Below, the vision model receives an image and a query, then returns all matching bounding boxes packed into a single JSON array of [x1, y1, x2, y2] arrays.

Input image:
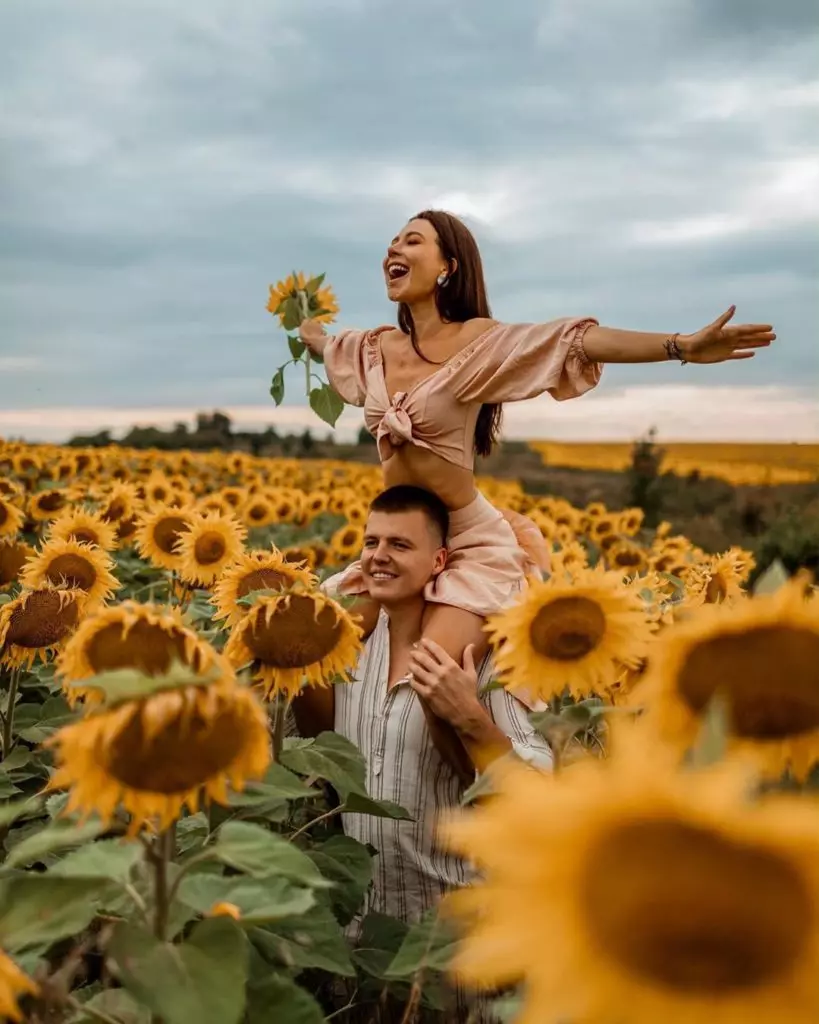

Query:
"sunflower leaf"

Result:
[[244, 973, 325, 1024], [250, 904, 354, 975], [177, 873, 316, 924], [108, 918, 248, 1024], [383, 909, 460, 978], [343, 792, 414, 820], [287, 334, 306, 359], [50, 838, 143, 883], [70, 660, 223, 708], [68, 988, 150, 1024], [5, 818, 105, 868], [689, 692, 729, 768], [280, 297, 302, 332], [279, 731, 367, 797], [269, 367, 285, 406], [752, 557, 790, 595], [0, 795, 41, 829], [304, 272, 325, 295], [307, 835, 374, 925], [0, 875, 111, 951], [211, 821, 332, 887], [309, 384, 345, 427], [14, 695, 75, 743]]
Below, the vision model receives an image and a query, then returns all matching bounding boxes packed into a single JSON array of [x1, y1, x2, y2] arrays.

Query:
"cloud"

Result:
[[0, 0, 817, 431]]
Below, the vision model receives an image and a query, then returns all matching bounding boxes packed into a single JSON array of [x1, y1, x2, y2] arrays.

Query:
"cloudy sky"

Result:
[[1, 0, 817, 444]]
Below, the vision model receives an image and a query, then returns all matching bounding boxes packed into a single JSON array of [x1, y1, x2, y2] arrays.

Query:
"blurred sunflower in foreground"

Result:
[[634, 578, 819, 780], [267, 271, 338, 327], [486, 565, 656, 702], [442, 744, 819, 1024], [47, 658, 270, 834], [0, 948, 38, 1022], [57, 600, 217, 705]]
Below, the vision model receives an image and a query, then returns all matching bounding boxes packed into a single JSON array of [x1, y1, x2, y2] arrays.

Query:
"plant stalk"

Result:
[[2, 667, 21, 758], [151, 829, 173, 942], [271, 695, 288, 762]]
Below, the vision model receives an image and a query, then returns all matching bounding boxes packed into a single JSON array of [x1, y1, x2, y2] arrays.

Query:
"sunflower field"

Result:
[[0, 438, 818, 1023], [530, 439, 819, 486]]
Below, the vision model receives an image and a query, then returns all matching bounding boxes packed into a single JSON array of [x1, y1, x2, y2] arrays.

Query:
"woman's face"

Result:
[[383, 218, 448, 304]]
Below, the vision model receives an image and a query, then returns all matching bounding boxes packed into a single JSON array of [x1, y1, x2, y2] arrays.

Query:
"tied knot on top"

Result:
[[378, 392, 415, 449]]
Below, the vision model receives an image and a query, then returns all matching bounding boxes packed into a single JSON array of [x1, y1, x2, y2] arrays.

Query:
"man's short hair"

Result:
[[368, 485, 449, 545]]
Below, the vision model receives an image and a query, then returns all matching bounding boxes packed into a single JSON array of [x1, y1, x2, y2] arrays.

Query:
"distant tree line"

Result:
[[67, 411, 378, 457]]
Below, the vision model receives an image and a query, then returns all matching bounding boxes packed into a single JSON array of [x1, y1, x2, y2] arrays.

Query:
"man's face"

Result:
[[360, 509, 447, 604]]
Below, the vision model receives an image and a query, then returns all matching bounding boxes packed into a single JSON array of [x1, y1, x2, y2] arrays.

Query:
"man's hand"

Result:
[[407, 639, 481, 728]]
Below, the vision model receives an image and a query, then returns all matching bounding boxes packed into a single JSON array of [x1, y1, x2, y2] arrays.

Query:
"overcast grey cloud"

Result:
[[1, 0, 817, 442]]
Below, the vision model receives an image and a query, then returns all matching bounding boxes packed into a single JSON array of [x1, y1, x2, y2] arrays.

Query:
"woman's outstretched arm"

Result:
[[583, 306, 775, 364]]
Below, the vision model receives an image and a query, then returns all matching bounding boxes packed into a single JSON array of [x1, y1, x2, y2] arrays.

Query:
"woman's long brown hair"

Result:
[[396, 210, 502, 458]]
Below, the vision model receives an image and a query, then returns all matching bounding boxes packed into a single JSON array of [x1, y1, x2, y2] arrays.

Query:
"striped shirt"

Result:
[[335, 611, 553, 925]]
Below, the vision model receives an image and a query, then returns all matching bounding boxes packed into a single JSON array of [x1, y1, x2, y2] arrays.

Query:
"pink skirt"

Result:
[[322, 492, 550, 618]]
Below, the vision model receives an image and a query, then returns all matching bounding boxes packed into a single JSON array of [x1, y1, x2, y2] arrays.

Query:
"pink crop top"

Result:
[[323, 318, 602, 470]]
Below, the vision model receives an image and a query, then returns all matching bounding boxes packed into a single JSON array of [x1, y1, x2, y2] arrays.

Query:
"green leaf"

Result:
[[250, 904, 354, 975], [352, 912, 410, 979], [175, 812, 210, 855], [177, 873, 316, 924], [753, 558, 790, 595], [689, 692, 729, 768], [67, 661, 222, 708], [256, 762, 321, 800], [287, 334, 306, 359], [309, 384, 345, 427], [14, 695, 75, 743], [343, 791, 414, 820], [280, 297, 301, 332], [0, 796, 41, 829], [304, 272, 325, 296], [109, 918, 248, 1024], [384, 910, 460, 978], [69, 989, 150, 1024], [0, 775, 21, 799], [269, 367, 285, 406], [279, 732, 367, 798], [0, 746, 34, 773], [307, 835, 374, 924], [51, 838, 143, 883], [245, 974, 325, 1024], [5, 818, 105, 868], [0, 875, 110, 951], [212, 821, 331, 887]]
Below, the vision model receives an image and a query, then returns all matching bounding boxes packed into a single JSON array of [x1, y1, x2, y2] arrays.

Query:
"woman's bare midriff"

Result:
[[382, 447, 477, 511]]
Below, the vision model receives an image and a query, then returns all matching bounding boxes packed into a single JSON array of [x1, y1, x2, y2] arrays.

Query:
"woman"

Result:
[[300, 210, 774, 668]]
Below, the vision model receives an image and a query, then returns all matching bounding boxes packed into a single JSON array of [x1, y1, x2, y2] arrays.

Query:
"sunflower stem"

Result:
[[2, 666, 21, 758], [305, 351, 312, 398], [271, 695, 288, 762], [151, 829, 173, 942]]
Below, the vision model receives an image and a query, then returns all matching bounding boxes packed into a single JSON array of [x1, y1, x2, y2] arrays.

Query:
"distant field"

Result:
[[528, 441, 819, 486]]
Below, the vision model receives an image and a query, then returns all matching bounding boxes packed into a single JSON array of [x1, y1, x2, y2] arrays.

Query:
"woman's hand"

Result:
[[680, 306, 776, 364], [299, 318, 328, 355]]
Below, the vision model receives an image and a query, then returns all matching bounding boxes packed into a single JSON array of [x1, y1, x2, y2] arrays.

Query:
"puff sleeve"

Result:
[[450, 318, 602, 403], [322, 329, 372, 407]]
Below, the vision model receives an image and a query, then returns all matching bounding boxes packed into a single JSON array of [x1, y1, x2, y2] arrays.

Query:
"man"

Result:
[[293, 484, 552, 926]]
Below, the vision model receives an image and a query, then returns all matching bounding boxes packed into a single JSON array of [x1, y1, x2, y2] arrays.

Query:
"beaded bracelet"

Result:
[[664, 333, 688, 365]]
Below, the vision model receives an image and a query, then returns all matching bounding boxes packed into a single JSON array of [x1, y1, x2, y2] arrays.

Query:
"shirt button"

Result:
[[372, 751, 384, 776]]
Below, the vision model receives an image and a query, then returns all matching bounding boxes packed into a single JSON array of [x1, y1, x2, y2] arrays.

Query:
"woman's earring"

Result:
[[436, 272, 448, 287]]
